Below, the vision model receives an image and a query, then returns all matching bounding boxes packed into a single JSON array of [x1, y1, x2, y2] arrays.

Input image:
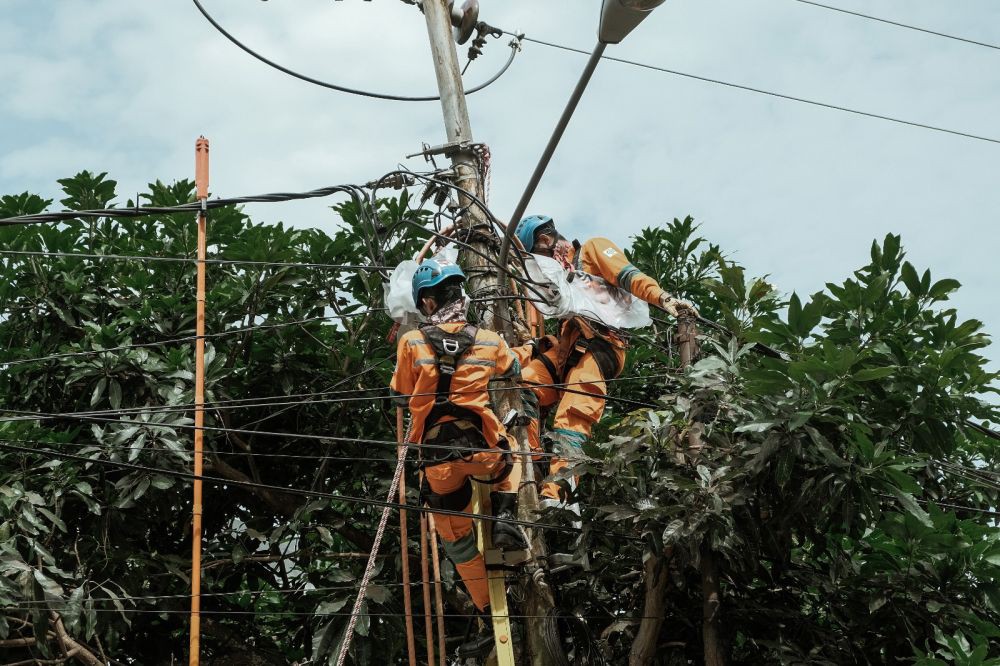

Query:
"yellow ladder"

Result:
[[472, 484, 516, 665]]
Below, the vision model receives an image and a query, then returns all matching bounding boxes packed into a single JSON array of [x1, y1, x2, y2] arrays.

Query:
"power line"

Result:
[[0, 437, 403, 464], [0, 184, 367, 226], [192, 0, 522, 102], [0, 440, 642, 542], [0, 605, 662, 621], [506, 31, 1000, 146], [0, 371, 678, 427], [0, 249, 390, 272], [793, 0, 1000, 51], [0, 310, 386, 368], [12, 572, 537, 606], [0, 415, 560, 461]]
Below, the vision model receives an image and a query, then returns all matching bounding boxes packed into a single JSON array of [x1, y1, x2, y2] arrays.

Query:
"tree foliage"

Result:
[[0, 175, 997, 665]]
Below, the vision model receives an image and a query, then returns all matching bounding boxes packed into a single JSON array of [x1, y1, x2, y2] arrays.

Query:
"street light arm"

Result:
[[497, 41, 607, 285]]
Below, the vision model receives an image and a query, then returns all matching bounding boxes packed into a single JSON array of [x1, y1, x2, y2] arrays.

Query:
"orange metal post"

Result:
[[189, 136, 209, 666], [419, 508, 435, 666], [427, 515, 447, 666], [397, 408, 417, 666]]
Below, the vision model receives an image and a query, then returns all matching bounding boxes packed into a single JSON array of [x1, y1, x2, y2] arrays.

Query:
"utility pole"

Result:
[[420, 2, 557, 664]]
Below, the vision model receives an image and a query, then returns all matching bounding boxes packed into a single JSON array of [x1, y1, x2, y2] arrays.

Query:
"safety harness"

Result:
[[418, 323, 513, 512], [420, 323, 483, 431]]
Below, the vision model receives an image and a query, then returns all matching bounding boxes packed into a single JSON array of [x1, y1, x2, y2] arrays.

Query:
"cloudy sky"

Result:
[[2, 0, 998, 387]]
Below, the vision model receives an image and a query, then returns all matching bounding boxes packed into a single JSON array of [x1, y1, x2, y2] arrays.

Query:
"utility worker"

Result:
[[390, 259, 527, 658], [514, 215, 697, 510]]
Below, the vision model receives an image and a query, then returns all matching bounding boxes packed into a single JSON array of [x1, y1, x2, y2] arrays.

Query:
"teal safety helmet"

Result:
[[411, 259, 466, 305], [515, 215, 553, 253]]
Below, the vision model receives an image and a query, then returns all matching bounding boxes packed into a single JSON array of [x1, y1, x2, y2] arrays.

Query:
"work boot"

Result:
[[490, 492, 528, 552], [456, 608, 494, 658]]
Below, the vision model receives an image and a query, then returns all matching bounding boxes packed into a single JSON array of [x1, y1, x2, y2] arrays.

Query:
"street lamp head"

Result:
[[598, 0, 667, 44]]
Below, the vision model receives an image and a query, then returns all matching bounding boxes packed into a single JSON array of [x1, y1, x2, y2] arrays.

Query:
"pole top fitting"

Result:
[[195, 136, 210, 200]]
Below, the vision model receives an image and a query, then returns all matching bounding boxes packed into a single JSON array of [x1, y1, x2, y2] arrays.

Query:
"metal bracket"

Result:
[[407, 140, 474, 162]]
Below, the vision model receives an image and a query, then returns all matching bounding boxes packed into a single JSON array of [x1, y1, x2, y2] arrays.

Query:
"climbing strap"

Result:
[[561, 334, 620, 383]]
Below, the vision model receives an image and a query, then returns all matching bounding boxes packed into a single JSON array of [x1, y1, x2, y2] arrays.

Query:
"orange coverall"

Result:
[[517, 237, 670, 500], [390, 322, 520, 611]]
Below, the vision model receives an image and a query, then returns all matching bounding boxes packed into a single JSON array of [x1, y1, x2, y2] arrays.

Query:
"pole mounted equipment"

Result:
[[450, 0, 479, 44], [599, 0, 667, 43], [497, 0, 667, 282]]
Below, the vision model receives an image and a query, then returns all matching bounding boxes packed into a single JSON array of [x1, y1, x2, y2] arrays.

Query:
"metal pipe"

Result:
[[419, 481, 435, 666], [497, 42, 608, 280], [189, 136, 210, 666], [428, 515, 447, 666], [397, 408, 417, 666]]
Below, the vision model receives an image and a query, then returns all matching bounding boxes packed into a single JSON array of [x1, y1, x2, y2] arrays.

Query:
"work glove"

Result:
[[659, 293, 699, 318]]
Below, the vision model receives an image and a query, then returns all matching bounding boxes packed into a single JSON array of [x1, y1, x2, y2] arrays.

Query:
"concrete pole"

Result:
[[420, 0, 509, 333], [421, 3, 557, 664]]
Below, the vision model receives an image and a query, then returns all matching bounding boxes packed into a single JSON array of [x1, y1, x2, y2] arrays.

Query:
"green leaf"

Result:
[[109, 379, 122, 411], [853, 366, 896, 382], [890, 487, 933, 528], [900, 261, 922, 296], [928, 278, 961, 300]]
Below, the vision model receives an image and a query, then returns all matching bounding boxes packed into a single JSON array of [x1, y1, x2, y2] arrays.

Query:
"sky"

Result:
[[1, 0, 998, 390]]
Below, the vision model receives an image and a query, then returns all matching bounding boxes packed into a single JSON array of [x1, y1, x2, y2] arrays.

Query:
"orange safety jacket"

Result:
[[390, 322, 521, 447], [560, 237, 667, 368]]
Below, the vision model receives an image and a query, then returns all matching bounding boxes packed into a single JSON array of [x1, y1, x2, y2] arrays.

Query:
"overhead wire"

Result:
[[192, 0, 522, 102], [0, 184, 366, 226], [0, 437, 403, 464], [793, 0, 1000, 51], [0, 249, 391, 272], [0, 440, 642, 541], [0, 605, 666, 621], [0, 310, 386, 368], [0, 416, 559, 461], [502, 31, 1000, 146], [0, 371, 680, 423]]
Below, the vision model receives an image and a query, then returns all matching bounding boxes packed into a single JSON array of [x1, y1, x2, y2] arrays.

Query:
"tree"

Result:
[[0, 171, 424, 663], [561, 221, 1000, 664], [2, 174, 997, 665]]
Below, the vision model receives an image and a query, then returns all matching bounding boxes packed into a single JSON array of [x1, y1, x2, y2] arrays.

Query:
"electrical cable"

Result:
[[0, 605, 666, 620], [0, 417, 560, 461], [0, 184, 366, 226], [11, 572, 537, 606], [0, 440, 643, 541], [0, 310, 386, 368], [0, 437, 403, 464], [0, 249, 390, 272], [192, 0, 521, 102], [0, 371, 679, 421], [0, 373, 677, 432], [879, 492, 1000, 519], [793, 0, 1000, 51], [504, 31, 1000, 146]]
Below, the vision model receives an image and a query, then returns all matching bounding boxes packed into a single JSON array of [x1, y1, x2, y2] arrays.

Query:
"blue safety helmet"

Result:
[[515, 215, 554, 253], [411, 259, 466, 305]]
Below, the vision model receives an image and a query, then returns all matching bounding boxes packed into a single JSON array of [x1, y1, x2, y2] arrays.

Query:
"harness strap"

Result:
[[420, 323, 483, 429]]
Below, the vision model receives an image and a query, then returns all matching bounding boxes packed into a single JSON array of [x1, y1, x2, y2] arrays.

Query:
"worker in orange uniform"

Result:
[[391, 259, 527, 658], [514, 215, 697, 513]]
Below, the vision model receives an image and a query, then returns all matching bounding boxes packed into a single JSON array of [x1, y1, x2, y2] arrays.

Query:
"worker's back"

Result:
[[391, 322, 518, 446]]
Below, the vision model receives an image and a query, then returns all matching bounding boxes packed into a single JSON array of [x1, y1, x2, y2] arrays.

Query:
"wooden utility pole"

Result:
[[420, 2, 556, 664]]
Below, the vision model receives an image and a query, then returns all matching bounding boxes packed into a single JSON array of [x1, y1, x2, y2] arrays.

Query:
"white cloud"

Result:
[[1, 0, 998, 392]]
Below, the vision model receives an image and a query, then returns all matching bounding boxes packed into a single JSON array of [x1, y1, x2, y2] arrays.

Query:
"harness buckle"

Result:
[[439, 356, 457, 375], [442, 338, 460, 354]]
